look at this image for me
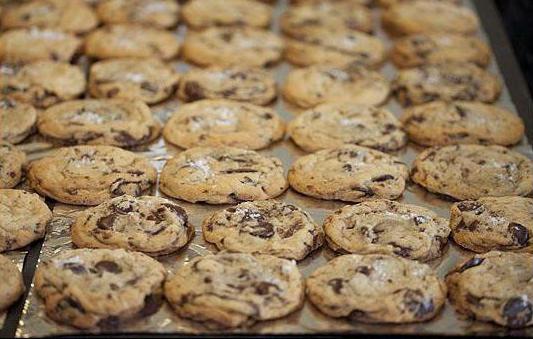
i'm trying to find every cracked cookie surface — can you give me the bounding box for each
[0,141,26,189]
[0,254,25,311]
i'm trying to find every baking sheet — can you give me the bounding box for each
[13,0,533,337]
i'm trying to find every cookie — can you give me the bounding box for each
[382,0,478,36]
[288,145,409,202]
[164,252,304,328]
[182,0,272,29]
[27,145,157,205]
[446,251,533,328]
[324,199,450,261]
[177,66,276,106]
[96,0,179,28]
[37,99,161,147]
[0,255,25,311]
[288,102,406,153]
[282,63,390,108]
[377,0,461,8]
[0,28,82,63]
[1,0,98,33]
[390,33,491,68]
[0,61,86,108]
[393,63,501,106]
[160,147,288,204]
[284,29,385,68]
[163,99,284,150]
[450,197,533,253]
[0,142,26,189]
[85,24,180,60]
[411,145,533,200]
[0,98,37,144]
[0,189,52,252]
[202,200,324,260]
[71,195,193,256]
[400,101,525,146]
[290,0,373,6]
[307,254,446,323]
[182,27,283,67]
[89,58,180,104]
[34,248,166,329]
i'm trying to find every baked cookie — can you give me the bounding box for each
[37,99,161,147]
[164,252,304,328]
[290,0,373,6]
[283,63,390,108]
[307,254,446,323]
[0,255,25,311]
[177,66,276,106]
[35,248,166,329]
[393,63,501,106]
[160,147,288,204]
[400,101,525,146]
[0,61,86,108]
[27,145,157,205]
[288,145,409,202]
[85,24,180,60]
[89,58,180,104]
[163,99,284,150]
[1,0,98,33]
[182,0,272,29]
[382,1,478,36]
[182,27,283,67]
[0,189,52,252]
[450,197,533,253]
[288,102,406,153]
[446,251,533,328]
[411,145,533,200]
[0,142,26,189]
[71,195,193,256]
[202,200,324,260]
[284,30,385,68]
[324,200,450,261]
[390,33,491,68]
[0,98,37,144]
[96,0,179,28]
[378,0,461,7]
[0,28,82,63]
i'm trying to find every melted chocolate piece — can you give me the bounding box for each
[95,260,122,274]
[403,289,434,318]
[254,281,280,295]
[327,278,344,294]
[184,81,205,101]
[508,223,529,246]
[96,214,116,230]
[63,262,87,274]
[458,257,484,273]
[503,297,533,328]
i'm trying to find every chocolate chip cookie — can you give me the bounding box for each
[37,99,161,147]
[307,254,446,323]
[202,200,324,260]
[0,28,81,63]
[411,145,533,200]
[163,99,284,150]
[446,251,533,328]
[182,0,272,29]
[177,66,276,106]
[0,61,86,108]
[393,63,501,106]
[35,248,166,329]
[0,142,25,189]
[182,27,283,67]
[71,195,193,256]
[85,24,180,60]
[0,98,36,144]
[288,102,406,153]
[288,145,409,202]
[324,200,450,261]
[89,58,180,104]
[391,33,491,68]
[0,254,25,311]
[450,197,533,253]
[96,0,179,28]
[283,63,390,108]
[27,145,157,205]
[400,101,525,146]
[0,189,52,252]
[1,0,98,33]
[378,0,461,7]
[164,252,304,328]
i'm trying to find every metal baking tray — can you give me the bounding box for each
[3,0,533,337]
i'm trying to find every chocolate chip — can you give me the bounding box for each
[139,294,163,317]
[403,289,434,318]
[327,278,344,294]
[391,243,412,258]
[162,203,187,224]
[355,266,371,276]
[509,223,529,246]
[95,261,122,274]
[456,201,484,213]
[255,282,279,295]
[343,164,352,171]
[351,185,374,197]
[248,221,275,238]
[458,257,484,273]
[63,263,87,274]
[503,297,533,328]
[140,81,158,93]
[372,174,394,182]
[106,88,119,98]
[183,81,204,101]
[96,214,116,230]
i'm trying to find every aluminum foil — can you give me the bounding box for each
[12,0,533,337]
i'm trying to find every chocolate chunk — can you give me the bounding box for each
[162,203,187,224]
[327,278,344,294]
[139,294,163,317]
[95,260,122,274]
[59,297,85,314]
[456,201,483,213]
[113,202,134,214]
[355,266,371,276]
[352,185,374,197]
[63,262,87,274]
[343,164,353,171]
[96,214,116,230]
[509,223,529,246]
[110,179,142,197]
[249,221,275,238]
[403,289,434,318]
[255,281,280,295]
[503,297,533,328]
[106,88,119,98]
[458,257,484,273]
[372,174,394,182]
[391,243,412,258]
[140,81,158,93]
